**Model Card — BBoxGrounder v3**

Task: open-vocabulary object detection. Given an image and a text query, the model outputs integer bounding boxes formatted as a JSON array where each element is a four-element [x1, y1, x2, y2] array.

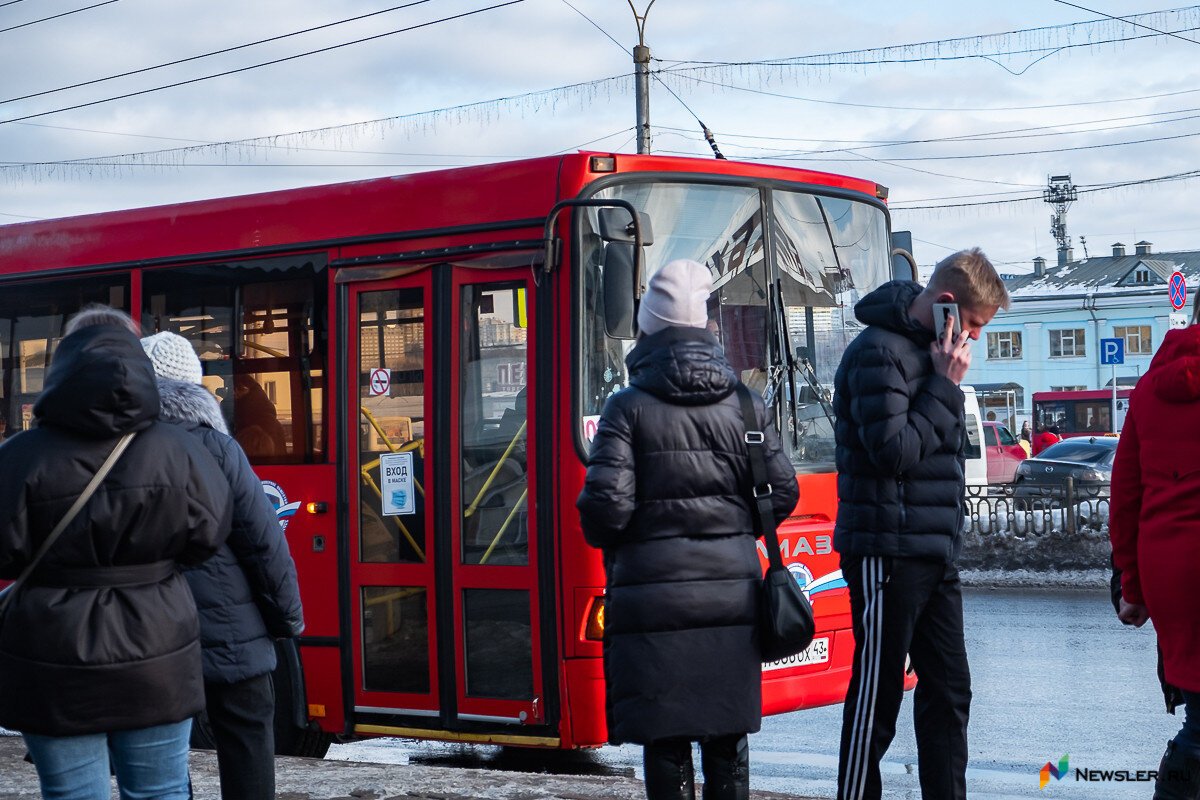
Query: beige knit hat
[[636, 259, 714, 336], [141, 331, 203, 385]]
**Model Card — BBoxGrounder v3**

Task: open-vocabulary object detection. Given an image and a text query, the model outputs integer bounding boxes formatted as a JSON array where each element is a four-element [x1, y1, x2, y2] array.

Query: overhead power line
[[0, 0, 525, 126], [658, 105, 1200, 156], [669, 70, 1200, 114], [0, 0, 117, 36], [772, 127, 1200, 162], [0, 73, 628, 178], [1, 0, 435, 107], [658, 5, 1200, 72], [890, 170, 1200, 210], [1051, 0, 1200, 44]]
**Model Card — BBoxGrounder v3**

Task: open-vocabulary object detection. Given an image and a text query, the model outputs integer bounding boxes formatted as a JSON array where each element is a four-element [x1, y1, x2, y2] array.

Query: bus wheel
[[272, 640, 333, 759]]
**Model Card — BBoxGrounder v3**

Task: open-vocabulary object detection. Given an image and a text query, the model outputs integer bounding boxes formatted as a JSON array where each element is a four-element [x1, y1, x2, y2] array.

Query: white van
[[961, 385, 986, 488]]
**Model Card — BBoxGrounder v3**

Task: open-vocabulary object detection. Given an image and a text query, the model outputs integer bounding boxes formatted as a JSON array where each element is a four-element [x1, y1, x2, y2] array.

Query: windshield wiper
[[769, 279, 836, 450]]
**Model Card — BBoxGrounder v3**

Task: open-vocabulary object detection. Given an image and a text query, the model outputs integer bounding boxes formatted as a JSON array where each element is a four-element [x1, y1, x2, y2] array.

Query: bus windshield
[[579, 179, 891, 472]]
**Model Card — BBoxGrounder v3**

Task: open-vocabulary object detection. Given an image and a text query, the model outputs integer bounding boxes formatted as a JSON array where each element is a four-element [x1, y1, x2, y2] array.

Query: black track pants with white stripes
[[836, 555, 971, 800]]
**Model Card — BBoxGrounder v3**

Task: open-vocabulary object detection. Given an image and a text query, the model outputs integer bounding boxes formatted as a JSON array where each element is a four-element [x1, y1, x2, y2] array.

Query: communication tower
[[1043, 174, 1078, 266]]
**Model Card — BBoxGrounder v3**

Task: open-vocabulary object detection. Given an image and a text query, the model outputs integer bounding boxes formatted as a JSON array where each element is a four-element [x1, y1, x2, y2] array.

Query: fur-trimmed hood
[[156, 378, 229, 434]]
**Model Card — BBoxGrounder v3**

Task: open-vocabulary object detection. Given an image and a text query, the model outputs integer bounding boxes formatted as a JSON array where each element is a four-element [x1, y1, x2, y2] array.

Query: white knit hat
[[637, 259, 714, 336], [141, 331, 203, 385]]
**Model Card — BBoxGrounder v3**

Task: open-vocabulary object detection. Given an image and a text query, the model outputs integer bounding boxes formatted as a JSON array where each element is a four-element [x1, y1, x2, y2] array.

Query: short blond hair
[[927, 248, 1010, 311]]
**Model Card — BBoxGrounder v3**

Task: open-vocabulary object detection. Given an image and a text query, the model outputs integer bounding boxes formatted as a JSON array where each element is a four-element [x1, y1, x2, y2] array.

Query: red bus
[[1032, 388, 1130, 454], [0, 152, 907, 755]]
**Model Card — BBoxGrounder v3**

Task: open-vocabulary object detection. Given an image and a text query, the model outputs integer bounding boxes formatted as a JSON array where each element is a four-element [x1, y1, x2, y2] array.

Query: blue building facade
[[962, 242, 1199, 430]]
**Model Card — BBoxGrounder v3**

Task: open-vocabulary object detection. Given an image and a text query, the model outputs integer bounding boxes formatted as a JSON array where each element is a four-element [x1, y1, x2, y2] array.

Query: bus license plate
[[763, 637, 830, 672]]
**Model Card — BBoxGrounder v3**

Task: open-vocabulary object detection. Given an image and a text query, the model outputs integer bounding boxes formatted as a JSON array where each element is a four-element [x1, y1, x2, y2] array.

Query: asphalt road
[[331, 587, 1174, 800]]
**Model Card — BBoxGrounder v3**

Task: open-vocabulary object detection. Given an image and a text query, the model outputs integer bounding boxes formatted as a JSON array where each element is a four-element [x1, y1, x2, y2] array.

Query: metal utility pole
[[1043, 174, 1078, 267], [629, 1, 655, 154], [634, 44, 650, 154]]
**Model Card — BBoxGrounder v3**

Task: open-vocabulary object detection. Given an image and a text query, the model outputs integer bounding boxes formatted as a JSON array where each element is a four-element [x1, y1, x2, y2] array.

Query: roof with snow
[[1005, 248, 1200, 298]]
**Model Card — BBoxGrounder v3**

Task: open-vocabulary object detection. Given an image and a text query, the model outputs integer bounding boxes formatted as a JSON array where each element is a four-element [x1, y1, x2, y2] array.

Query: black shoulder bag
[[735, 383, 815, 662]]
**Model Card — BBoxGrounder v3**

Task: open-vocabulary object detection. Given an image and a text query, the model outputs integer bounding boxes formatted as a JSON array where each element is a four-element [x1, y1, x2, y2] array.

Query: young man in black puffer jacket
[[833, 249, 1008, 800], [577, 259, 798, 800], [142, 331, 304, 800]]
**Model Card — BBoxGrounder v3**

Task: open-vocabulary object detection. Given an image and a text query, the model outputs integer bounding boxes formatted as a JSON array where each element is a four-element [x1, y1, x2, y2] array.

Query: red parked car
[[982, 422, 1027, 483]]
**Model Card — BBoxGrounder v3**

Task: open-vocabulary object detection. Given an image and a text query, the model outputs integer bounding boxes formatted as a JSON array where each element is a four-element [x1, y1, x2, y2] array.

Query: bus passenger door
[[348, 273, 441, 725], [346, 266, 545, 738], [449, 269, 544, 731]]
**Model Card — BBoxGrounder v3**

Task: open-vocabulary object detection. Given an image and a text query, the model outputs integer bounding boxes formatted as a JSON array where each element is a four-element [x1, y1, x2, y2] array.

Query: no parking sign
[[1170, 271, 1187, 311]]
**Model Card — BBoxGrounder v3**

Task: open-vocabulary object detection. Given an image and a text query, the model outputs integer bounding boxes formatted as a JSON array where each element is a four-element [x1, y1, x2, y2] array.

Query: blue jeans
[[1174, 690, 1200, 761], [23, 720, 192, 800]]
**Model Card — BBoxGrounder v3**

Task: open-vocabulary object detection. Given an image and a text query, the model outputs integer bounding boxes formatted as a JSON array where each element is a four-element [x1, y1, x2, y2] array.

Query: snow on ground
[[959, 568, 1107, 589]]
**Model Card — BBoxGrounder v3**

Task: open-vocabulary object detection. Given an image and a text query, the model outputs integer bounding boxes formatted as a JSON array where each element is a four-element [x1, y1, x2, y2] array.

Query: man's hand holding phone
[[931, 302, 971, 384]]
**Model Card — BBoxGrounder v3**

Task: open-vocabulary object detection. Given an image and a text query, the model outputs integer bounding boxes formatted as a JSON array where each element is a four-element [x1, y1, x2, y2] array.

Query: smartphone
[[932, 302, 961, 340]]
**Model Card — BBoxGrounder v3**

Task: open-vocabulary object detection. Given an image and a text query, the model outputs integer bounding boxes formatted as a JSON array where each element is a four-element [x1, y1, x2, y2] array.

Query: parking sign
[[1100, 337, 1124, 365]]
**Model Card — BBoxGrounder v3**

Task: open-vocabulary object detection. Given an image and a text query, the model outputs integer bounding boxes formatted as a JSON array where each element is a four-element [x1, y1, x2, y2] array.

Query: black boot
[[699, 734, 750, 800], [1155, 740, 1200, 800], [644, 739, 696, 800]]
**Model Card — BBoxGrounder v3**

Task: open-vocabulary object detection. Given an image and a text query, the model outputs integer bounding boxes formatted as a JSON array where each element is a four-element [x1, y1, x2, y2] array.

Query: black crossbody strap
[[0, 431, 137, 614], [735, 383, 783, 572]]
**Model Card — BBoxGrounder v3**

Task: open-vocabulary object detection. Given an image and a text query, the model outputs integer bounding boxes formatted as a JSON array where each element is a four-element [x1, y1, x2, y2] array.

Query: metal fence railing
[[964, 480, 1110, 537]]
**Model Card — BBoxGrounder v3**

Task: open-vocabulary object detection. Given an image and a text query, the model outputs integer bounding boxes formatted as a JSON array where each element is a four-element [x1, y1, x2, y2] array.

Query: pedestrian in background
[[576, 259, 798, 800], [0, 306, 231, 800], [1019, 421, 1032, 456], [142, 330, 305, 800], [1110, 292, 1200, 800], [832, 249, 1008, 800], [1034, 422, 1061, 454]]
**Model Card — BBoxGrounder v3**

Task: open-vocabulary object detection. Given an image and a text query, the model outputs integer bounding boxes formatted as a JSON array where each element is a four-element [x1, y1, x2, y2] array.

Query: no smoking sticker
[[369, 368, 391, 397]]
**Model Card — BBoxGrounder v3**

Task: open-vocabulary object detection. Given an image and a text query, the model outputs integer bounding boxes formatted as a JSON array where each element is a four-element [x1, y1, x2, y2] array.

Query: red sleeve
[[1109, 410, 1144, 605]]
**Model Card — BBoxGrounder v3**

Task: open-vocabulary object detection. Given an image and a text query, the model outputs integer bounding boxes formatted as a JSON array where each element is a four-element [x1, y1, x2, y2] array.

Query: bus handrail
[[463, 419, 527, 519], [479, 488, 528, 565]]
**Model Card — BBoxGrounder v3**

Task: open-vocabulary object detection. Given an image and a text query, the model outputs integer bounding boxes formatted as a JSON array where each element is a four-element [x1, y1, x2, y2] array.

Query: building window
[[1134, 267, 1151, 283], [1114, 325, 1153, 355], [1049, 329, 1086, 358], [1050, 386, 1087, 392], [986, 331, 1022, 360]]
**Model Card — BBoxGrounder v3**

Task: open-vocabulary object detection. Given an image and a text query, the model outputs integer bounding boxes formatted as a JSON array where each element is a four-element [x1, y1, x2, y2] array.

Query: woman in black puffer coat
[[577, 260, 798, 800], [0, 310, 231, 800], [142, 330, 304, 800]]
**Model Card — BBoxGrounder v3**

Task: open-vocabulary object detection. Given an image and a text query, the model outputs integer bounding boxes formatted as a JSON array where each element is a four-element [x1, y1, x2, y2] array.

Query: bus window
[[142, 258, 327, 464], [459, 282, 529, 567], [580, 182, 765, 418], [357, 288, 426, 564], [1036, 401, 1068, 433], [1074, 402, 1111, 434], [0, 275, 130, 438], [774, 189, 890, 472]]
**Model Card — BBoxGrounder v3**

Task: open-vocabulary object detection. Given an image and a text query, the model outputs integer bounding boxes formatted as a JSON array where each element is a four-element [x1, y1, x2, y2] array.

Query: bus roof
[[0, 152, 883, 274], [1033, 388, 1133, 400]]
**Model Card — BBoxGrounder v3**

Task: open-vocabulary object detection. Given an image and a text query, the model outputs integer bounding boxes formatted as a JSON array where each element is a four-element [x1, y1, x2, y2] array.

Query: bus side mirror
[[599, 208, 653, 340], [603, 243, 637, 339], [598, 208, 654, 246]]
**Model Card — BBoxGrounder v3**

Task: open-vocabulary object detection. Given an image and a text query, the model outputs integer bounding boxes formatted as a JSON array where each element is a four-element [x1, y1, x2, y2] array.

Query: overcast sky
[[2, 0, 1199, 272]]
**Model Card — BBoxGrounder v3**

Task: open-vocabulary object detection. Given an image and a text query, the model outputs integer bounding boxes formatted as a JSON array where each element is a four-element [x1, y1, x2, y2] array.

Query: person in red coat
[[1033, 423, 1061, 455], [1111, 311, 1200, 800]]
